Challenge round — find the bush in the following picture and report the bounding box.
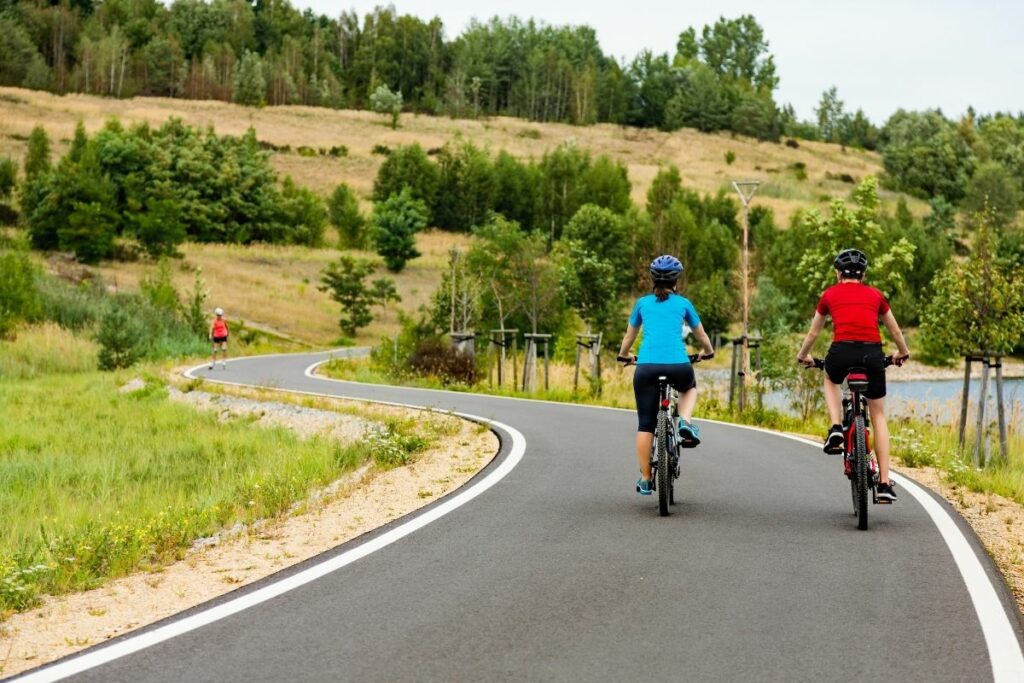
[328,183,366,248]
[96,306,144,370]
[724,150,736,165]
[373,189,428,272]
[408,337,477,384]
[0,248,41,337]
[370,84,403,129]
[328,145,348,157]
[372,144,391,156]
[785,138,800,148]
[296,146,317,157]
[372,143,437,213]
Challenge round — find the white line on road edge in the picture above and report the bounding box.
[15,365,525,683]
[305,356,1024,682]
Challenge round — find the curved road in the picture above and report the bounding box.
[15,350,1024,682]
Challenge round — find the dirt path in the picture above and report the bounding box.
[0,387,498,678]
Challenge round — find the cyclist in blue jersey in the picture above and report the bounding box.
[617,255,715,495]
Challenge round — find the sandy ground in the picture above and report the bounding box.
[0,387,498,678]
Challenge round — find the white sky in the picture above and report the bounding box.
[294,0,1024,123]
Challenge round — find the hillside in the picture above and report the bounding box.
[0,86,925,344]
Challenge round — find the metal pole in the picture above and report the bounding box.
[995,357,1008,462]
[958,356,972,450]
[973,358,990,468]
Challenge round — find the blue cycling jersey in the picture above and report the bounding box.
[628,293,701,364]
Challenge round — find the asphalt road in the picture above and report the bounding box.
[15,350,1024,682]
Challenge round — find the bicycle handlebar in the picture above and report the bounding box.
[802,355,897,370]
[617,352,711,366]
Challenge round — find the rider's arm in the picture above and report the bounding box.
[208,320,214,339]
[692,323,715,357]
[618,324,640,358]
[796,312,827,362]
[881,310,910,360]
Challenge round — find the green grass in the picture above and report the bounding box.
[0,323,98,379]
[0,371,429,616]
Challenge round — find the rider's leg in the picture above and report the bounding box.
[677,387,698,421]
[636,432,654,480]
[824,376,843,425]
[867,398,891,483]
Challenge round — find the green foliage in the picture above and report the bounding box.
[880,109,975,201]
[276,177,327,247]
[373,189,428,272]
[328,183,366,248]
[96,306,144,370]
[319,255,400,336]
[233,50,267,106]
[492,150,540,229]
[0,156,16,200]
[562,204,631,290]
[920,215,1024,361]
[816,86,844,143]
[0,248,42,338]
[140,259,181,313]
[23,125,51,181]
[795,177,916,302]
[751,275,800,333]
[370,84,403,129]
[962,162,1021,230]
[582,155,632,214]
[183,267,210,338]
[538,142,591,242]
[433,139,496,232]
[372,144,438,215]
[557,240,619,333]
[686,275,737,337]
[724,151,736,166]
[646,166,684,224]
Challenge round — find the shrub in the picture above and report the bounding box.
[372,143,437,213]
[0,248,41,337]
[96,306,144,370]
[328,145,348,157]
[724,150,736,165]
[373,189,428,272]
[517,128,542,139]
[319,255,399,336]
[0,156,17,200]
[785,138,800,148]
[408,337,477,384]
[327,183,365,248]
[372,144,391,156]
[296,146,317,157]
[789,161,807,181]
[370,84,403,129]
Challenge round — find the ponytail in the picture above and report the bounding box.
[653,279,677,302]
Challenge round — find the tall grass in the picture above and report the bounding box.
[0,323,98,379]
[0,372,433,615]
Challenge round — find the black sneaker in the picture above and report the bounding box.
[824,425,844,454]
[877,481,897,503]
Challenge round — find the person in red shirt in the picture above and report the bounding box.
[796,249,910,502]
[208,307,229,370]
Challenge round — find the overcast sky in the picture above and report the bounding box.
[294,0,1023,123]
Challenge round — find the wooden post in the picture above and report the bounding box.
[958,356,973,450]
[973,357,990,468]
[729,339,739,410]
[543,339,550,391]
[995,356,1008,463]
[574,341,582,392]
[512,334,518,390]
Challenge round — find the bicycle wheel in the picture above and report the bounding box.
[656,411,671,516]
[853,415,869,530]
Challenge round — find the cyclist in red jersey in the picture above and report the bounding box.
[796,249,910,502]
[208,307,229,370]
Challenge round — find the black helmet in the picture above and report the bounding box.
[649,254,684,282]
[834,248,868,277]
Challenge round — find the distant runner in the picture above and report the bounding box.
[209,307,229,370]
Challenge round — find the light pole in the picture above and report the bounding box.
[731,180,760,412]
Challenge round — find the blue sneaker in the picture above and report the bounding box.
[636,478,652,495]
[679,421,701,447]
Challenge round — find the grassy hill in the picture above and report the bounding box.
[0,86,925,345]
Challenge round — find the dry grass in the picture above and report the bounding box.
[88,230,467,345]
[0,86,925,226]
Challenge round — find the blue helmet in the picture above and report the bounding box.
[650,254,684,281]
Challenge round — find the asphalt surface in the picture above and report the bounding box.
[17,351,1024,682]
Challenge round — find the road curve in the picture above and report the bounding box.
[14,350,1024,683]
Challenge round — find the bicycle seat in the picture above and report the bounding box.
[846,368,870,393]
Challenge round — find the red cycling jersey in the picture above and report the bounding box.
[816,282,890,343]
[212,318,228,338]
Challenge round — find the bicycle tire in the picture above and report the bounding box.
[853,415,869,530]
[656,411,671,516]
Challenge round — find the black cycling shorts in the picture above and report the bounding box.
[212,335,228,344]
[633,363,696,433]
[824,342,886,399]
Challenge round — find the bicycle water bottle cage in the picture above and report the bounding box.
[846,370,870,393]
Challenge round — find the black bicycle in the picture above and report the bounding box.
[806,355,894,530]
[618,353,706,516]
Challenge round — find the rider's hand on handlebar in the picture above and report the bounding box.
[893,352,910,367]
[617,354,636,366]
[796,353,815,368]
[700,351,715,361]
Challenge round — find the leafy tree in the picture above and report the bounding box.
[233,50,266,106]
[0,247,41,338]
[920,214,1024,363]
[795,177,916,302]
[372,144,438,215]
[976,116,1024,194]
[319,255,399,336]
[563,204,631,290]
[582,155,631,214]
[328,183,366,248]
[880,110,975,201]
[276,177,327,247]
[729,88,781,141]
[538,142,591,243]
[690,15,778,91]
[663,63,731,133]
[557,240,619,333]
[815,86,844,143]
[686,275,737,338]
[646,166,683,224]
[373,189,427,272]
[0,157,17,201]
[140,259,181,313]
[492,150,540,229]
[370,84,403,129]
[433,139,496,232]
[962,162,1020,230]
[750,275,799,333]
